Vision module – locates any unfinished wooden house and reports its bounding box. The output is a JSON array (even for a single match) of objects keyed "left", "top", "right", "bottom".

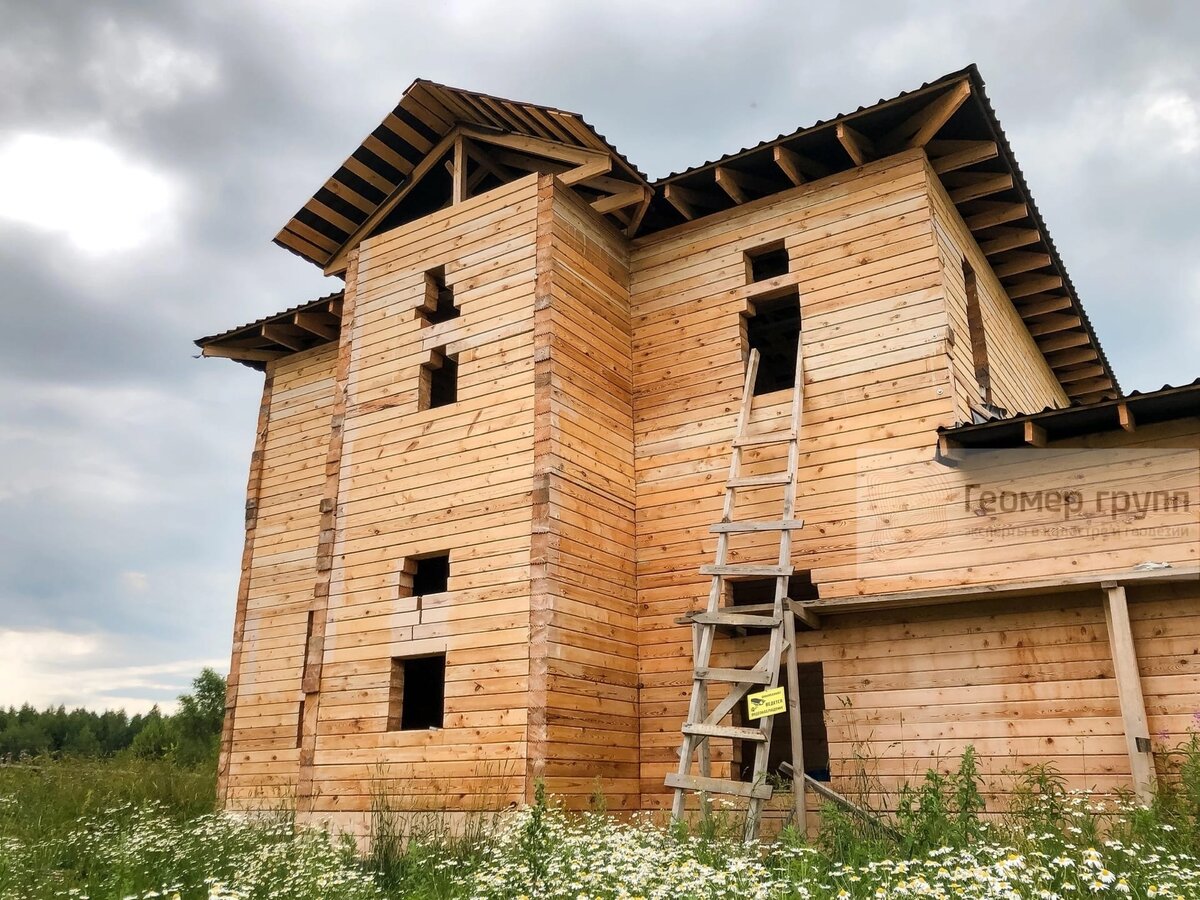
[{"left": 198, "top": 65, "right": 1199, "bottom": 833}]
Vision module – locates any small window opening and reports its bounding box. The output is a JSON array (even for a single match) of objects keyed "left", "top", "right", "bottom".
[
  {"left": 420, "top": 266, "right": 459, "bottom": 325},
  {"left": 296, "top": 698, "right": 305, "bottom": 749},
  {"left": 744, "top": 290, "right": 801, "bottom": 395},
  {"left": 419, "top": 347, "right": 458, "bottom": 409},
  {"left": 962, "top": 259, "right": 992, "bottom": 405},
  {"left": 412, "top": 553, "right": 450, "bottom": 595},
  {"left": 728, "top": 572, "right": 820, "bottom": 606},
  {"left": 387, "top": 654, "right": 446, "bottom": 731},
  {"left": 735, "top": 661, "right": 829, "bottom": 782},
  {"left": 746, "top": 241, "right": 790, "bottom": 283}
]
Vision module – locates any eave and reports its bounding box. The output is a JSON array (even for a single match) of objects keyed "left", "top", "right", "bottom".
[
  {"left": 633, "top": 65, "right": 1120, "bottom": 404},
  {"left": 195, "top": 291, "right": 344, "bottom": 370}
]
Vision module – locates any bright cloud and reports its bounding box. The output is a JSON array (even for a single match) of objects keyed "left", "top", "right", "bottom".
[
  {"left": 0, "top": 133, "right": 179, "bottom": 255},
  {"left": 0, "top": 629, "right": 223, "bottom": 714},
  {"left": 1144, "top": 90, "right": 1200, "bottom": 155}
]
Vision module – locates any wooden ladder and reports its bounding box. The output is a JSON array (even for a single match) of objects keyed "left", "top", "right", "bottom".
[{"left": 666, "top": 346, "right": 808, "bottom": 843}]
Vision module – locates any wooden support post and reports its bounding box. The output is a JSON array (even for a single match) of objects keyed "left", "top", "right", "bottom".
[
  {"left": 783, "top": 609, "right": 806, "bottom": 830},
  {"left": 1101, "top": 583, "right": 1156, "bottom": 803},
  {"left": 452, "top": 134, "right": 467, "bottom": 204}
]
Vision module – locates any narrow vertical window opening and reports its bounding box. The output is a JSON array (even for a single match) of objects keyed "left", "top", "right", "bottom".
[
  {"left": 420, "top": 266, "right": 459, "bottom": 325},
  {"left": 296, "top": 698, "right": 305, "bottom": 749},
  {"left": 419, "top": 347, "right": 458, "bottom": 410},
  {"left": 963, "top": 259, "right": 991, "bottom": 405}
]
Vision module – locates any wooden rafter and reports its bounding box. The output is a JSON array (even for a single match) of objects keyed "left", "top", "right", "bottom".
[
  {"left": 664, "top": 184, "right": 722, "bottom": 221},
  {"left": 592, "top": 186, "right": 649, "bottom": 215},
  {"left": 944, "top": 172, "right": 1014, "bottom": 203},
  {"left": 1016, "top": 294, "right": 1073, "bottom": 317},
  {"left": 992, "top": 251, "right": 1052, "bottom": 278},
  {"left": 1026, "top": 313, "right": 1082, "bottom": 337},
  {"left": 261, "top": 323, "right": 308, "bottom": 352},
  {"left": 1046, "top": 346, "right": 1099, "bottom": 367},
  {"left": 836, "top": 122, "right": 874, "bottom": 166},
  {"left": 714, "top": 166, "right": 778, "bottom": 204},
  {"left": 1037, "top": 330, "right": 1091, "bottom": 353},
  {"left": 978, "top": 227, "right": 1040, "bottom": 255},
  {"left": 772, "top": 146, "right": 806, "bottom": 186},
  {"left": 325, "top": 129, "right": 459, "bottom": 274},
  {"left": 1007, "top": 274, "right": 1064, "bottom": 298},
  {"left": 964, "top": 202, "right": 1028, "bottom": 231},
  {"left": 928, "top": 140, "right": 999, "bottom": 173},
  {"left": 293, "top": 311, "right": 338, "bottom": 340},
  {"left": 1059, "top": 364, "right": 1106, "bottom": 384},
  {"left": 882, "top": 80, "right": 971, "bottom": 151}
]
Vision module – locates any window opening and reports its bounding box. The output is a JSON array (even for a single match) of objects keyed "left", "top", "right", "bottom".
[
  {"left": 386, "top": 654, "right": 447, "bottom": 731},
  {"left": 744, "top": 291, "right": 800, "bottom": 395},
  {"left": 419, "top": 347, "right": 458, "bottom": 409}
]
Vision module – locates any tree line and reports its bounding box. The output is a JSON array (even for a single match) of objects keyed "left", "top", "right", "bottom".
[{"left": 0, "top": 668, "right": 226, "bottom": 766}]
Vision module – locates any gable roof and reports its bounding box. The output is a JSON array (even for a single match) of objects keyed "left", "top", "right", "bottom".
[
  {"left": 274, "top": 78, "right": 647, "bottom": 269},
  {"left": 243, "top": 68, "right": 1123, "bottom": 403}
]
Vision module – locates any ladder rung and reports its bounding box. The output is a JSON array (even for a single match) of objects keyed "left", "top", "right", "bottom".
[
  {"left": 695, "top": 666, "right": 773, "bottom": 684},
  {"left": 665, "top": 773, "right": 773, "bottom": 800},
  {"left": 732, "top": 431, "right": 797, "bottom": 447},
  {"left": 683, "top": 723, "right": 767, "bottom": 742},
  {"left": 710, "top": 519, "right": 804, "bottom": 534},
  {"left": 701, "top": 564, "right": 794, "bottom": 577},
  {"left": 693, "top": 611, "right": 781, "bottom": 628},
  {"left": 727, "top": 473, "right": 792, "bottom": 488}
]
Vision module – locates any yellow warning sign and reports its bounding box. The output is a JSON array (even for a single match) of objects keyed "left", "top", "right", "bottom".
[{"left": 746, "top": 686, "right": 786, "bottom": 720}]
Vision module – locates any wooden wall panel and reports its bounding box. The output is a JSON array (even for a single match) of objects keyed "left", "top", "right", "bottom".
[
  {"left": 299, "top": 177, "right": 541, "bottom": 831},
  {"left": 224, "top": 344, "right": 337, "bottom": 809},
  {"left": 629, "top": 151, "right": 956, "bottom": 808},
  {"left": 928, "top": 163, "right": 1068, "bottom": 420},
  {"left": 535, "top": 182, "right": 640, "bottom": 809}
]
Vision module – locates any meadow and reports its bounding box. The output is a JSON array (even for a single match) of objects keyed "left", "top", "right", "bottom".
[{"left": 3, "top": 740, "right": 1200, "bottom": 900}]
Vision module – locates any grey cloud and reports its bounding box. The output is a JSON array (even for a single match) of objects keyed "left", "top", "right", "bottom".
[{"left": 0, "top": 0, "right": 1196, "bottom": 709}]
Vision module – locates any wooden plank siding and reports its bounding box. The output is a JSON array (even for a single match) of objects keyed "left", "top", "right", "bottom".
[
  {"left": 300, "top": 177, "right": 542, "bottom": 832},
  {"left": 223, "top": 344, "right": 338, "bottom": 810},
  {"left": 533, "top": 181, "right": 640, "bottom": 809},
  {"left": 928, "top": 162, "right": 1067, "bottom": 420},
  {"left": 220, "top": 143, "right": 1199, "bottom": 827}
]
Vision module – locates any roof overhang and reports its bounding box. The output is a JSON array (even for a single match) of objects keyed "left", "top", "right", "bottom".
[
  {"left": 634, "top": 65, "right": 1118, "bottom": 404},
  {"left": 195, "top": 291, "right": 344, "bottom": 370},
  {"left": 938, "top": 379, "right": 1200, "bottom": 450},
  {"left": 274, "top": 79, "right": 649, "bottom": 273}
]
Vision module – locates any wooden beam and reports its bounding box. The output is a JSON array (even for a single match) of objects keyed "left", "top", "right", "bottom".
[
  {"left": 591, "top": 186, "right": 648, "bottom": 215},
  {"left": 715, "top": 167, "right": 747, "bottom": 204},
  {"left": 979, "top": 227, "right": 1041, "bottom": 255},
  {"left": 324, "top": 128, "right": 459, "bottom": 275},
  {"left": 261, "top": 323, "right": 308, "bottom": 352},
  {"left": 558, "top": 155, "right": 613, "bottom": 186},
  {"left": 1036, "top": 330, "right": 1091, "bottom": 353},
  {"left": 1067, "top": 375, "right": 1117, "bottom": 395},
  {"left": 773, "top": 146, "right": 806, "bottom": 186},
  {"left": 945, "top": 172, "right": 1014, "bottom": 204},
  {"left": 293, "top": 311, "right": 338, "bottom": 341},
  {"left": 1101, "top": 583, "right": 1156, "bottom": 803},
  {"left": 1045, "top": 346, "right": 1099, "bottom": 367},
  {"left": 836, "top": 122, "right": 874, "bottom": 166},
  {"left": 1118, "top": 402, "right": 1136, "bottom": 432},
  {"left": 1007, "top": 274, "right": 1063, "bottom": 298},
  {"left": 1023, "top": 421, "right": 1047, "bottom": 447},
  {"left": 451, "top": 134, "right": 467, "bottom": 204},
  {"left": 1027, "top": 313, "right": 1082, "bottom": 337},
  {"left": 625, "top": 190, "right": 652, "bottom": 237},
  {"left": 992, "top": 252, "right": 1052, "bottom": 278},
  {"left": 928, "top": 140, "right": 999, "bottom": 173},
  {"left": 1057, "top": 364, "right": 1106, "bottom": 384},
  {"left": 664, "top": 184, "right": 723, "bottom": 221},
  {"left": 460, "top": 126, "right": 600, "bottom": 166},
  {"left": 1016, "top": 293, "right": 1073, "bottom": 317},
  {"left": 884, "top": 80, "right": 971, "bottom": 150},
  {"left": 965, "top": 202, "right": 1028, "bottom": 231},
  {"left": 201, "top": 345, "right": 287, "bottom": 362}
]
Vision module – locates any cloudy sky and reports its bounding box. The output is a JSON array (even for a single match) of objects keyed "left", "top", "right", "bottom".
[{"left": 1, "top": 1, "right": 1197, "bottom": 713}]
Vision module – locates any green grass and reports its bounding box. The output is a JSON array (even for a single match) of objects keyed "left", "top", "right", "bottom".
[{"left": 3, "top": 743, "right": 1200, "bottom": 899}]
